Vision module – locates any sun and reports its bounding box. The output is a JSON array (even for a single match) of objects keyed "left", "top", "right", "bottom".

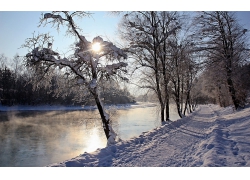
[{"left": 92, "top": 42, "right": 101, "bottom": 52}]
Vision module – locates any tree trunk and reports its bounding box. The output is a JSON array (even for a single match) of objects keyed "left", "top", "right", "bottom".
[
  {"left": 92, "top": 91, "right": 110, "bottom": 139},
  {"left": 217, "top": 85, "right": 223, "bottom": 107},
  {"left": 176, "top": 102, "right": 183, "bottom": 118},
  {"left": 160, "top": 105, "right": 165, "bottom": 122},
  {"left": 151, "top": 11, "right": 165, "bottom": 122},
  {"left": 188, "top": 97, "right": 193, "bottom": 113},
  {"left": 165, "top": 95, "right": 170, "bottom": 121},
  {"left": 177, "top": 79, "right": 183, "bottom": 118},
  {"left": 163, "top": 68, "right": 170, "bottom": 121},
  {"left": 183, "top": 96, "right": 188, "bottom": 116},
  {"left": 175, "top": 95, "right": 183, "bottom": 118},
  {"left": 226, "top": 68, "right": 239, "bottom": 109}
]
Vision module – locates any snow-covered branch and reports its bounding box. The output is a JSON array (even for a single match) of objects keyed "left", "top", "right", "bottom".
[{"left": 24, "top": 19, "right": 128, "bottom": 144}]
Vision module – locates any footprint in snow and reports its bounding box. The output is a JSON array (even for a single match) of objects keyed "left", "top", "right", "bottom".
[{"left": 206, "top": 144, "right": 214, "bottom": 149}]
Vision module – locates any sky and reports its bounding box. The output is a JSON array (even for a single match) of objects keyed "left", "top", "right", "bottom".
[
  {"left": 1, "top": 9, "right": 250, "bottom": 60},
  {"left": 1, "top": 0, "right": 250, "bottom": 60},
  {"left": 0, "top": 11, "right": 122, "bottom": 59}
]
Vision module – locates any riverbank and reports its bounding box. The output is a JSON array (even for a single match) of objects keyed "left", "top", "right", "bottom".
[
  {"left": 0, "top": 102, "right": 157, "bottom": 112},
  {"left": 1, "top": 104, "right": 168, "bottom": 167},
  {"left": 48, "top": 104, "right": 250, "bottom": 167}
]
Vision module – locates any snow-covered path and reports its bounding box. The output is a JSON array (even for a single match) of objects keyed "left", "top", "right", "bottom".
[{"left": 49, "top": 104, "right": 250, "bottom": 167}]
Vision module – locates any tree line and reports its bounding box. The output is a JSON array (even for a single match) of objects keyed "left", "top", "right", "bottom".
[
  {"left": 0, "top": 54, "right": 135, "bottom": 106},
  {"left": 118, "top": 11, "right": 250, "bottom": 121}
]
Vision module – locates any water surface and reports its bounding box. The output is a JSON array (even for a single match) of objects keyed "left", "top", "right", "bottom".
[{"left": 0, "top": 105, "right": 179, "bottom": 166}]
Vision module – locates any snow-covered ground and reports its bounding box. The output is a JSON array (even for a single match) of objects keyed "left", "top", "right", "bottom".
[{"left": 48, "top": 104, "right": 250, "bottom": 167}]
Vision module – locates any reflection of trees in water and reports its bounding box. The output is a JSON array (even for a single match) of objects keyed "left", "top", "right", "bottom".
[{"left": 154, "top": 104, "right": 179, "bottom": 127}]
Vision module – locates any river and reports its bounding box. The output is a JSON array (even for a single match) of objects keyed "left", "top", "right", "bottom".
[{"left": 0, "top": 103, "right": 179, "bottom": 167}]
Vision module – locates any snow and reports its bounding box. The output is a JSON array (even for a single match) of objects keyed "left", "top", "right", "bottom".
[
  {"left": 107, "top": 125, "right": 118, "bottom": 146},
  {"left": 103, "top": 62, "right": 128, "bottom": 75},
  {"left": 92, "top": 36, "right": 103, "bottom": 44},
  {"left": 47, "top": 104, "right": 250, "bottom": 167},
  {"left": 79, "top": 36, "right": 91, "bottom": 44}
]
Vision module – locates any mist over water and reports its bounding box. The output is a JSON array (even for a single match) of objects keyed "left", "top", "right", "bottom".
[{"left": 0, "top": 106, "right": 179, "bottom": 167}]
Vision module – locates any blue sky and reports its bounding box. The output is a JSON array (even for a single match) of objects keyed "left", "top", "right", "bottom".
[
  {"left": 0, "top": 11, "right": 250, "bottom": 60},
  {"left": 0, "top": 11, "right": 122, "bottom": 59}
]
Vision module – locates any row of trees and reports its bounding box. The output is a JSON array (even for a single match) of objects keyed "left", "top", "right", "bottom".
[
  {"left": 119, "top": 12, "right": 200, "bottom": 121},
  {"left": 118, "top": 11, "right": 249, "bottom": 121},
  {"left": 191, "top": 12, "right": 250, "bottom": 109},
  {"left": 0, "top": 54, "right": 135, "bottom": 106},
  {"left": 191, "top": 62, "right": 250, "bottom": 107}
]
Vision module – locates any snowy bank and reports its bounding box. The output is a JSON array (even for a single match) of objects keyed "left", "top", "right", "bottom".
[{"left": 48, "top": 104, "right": 250, "bottom": 167}]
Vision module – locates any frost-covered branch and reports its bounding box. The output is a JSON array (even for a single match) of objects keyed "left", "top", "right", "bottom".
[{"left": 23, "top": 11, "right": 128, "bottom": 144}]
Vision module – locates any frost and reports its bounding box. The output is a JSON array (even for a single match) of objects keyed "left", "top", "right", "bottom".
[
  {"left": 104, "top": 62, "right": 128, "bottom": 75},
  {"left": 80, "top": 36, "right": 91, "bottom": 44},
  {"left": 78, "top": 52, "right": 91, "bottom": 63},
  {"left": 78, "top": 36, "right": 91, "bottom": 48},
  {"left": 109, "top": 45, "right": 127, "bottom": 59},
  {"left": 99, "top": 62, "right": 127, "bottom": 76},
  {"left": 107, "top": 125, "right": 117, "bottom": 146}
]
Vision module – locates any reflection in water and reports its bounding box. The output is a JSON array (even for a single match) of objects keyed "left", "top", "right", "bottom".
[
  {"left": 0, "top": 106, "right": 179, "bottom": 167},
  {"left": 85, "top": 127, "right": 105, "bottom": 152}
]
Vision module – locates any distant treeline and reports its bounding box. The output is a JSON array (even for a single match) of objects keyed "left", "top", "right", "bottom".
[
  {"left": 0, "top": 54, "right": 135, "bottom": 106},
  {"left": 192, "top": 63, "right": 250, "bottom": 107}
]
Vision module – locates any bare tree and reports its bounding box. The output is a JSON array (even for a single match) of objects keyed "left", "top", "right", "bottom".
[
  {"left": 119, "top": 11, "right": 181, "bottom": 122},
  {"left": 22, "top": 11, "right": 128, "bottom": 145},
  {"left": 193, "top": 11, "right": 249, "bottom": 109}
]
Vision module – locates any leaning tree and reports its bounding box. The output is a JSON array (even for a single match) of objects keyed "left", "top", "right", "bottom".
[{"left": 22, "top": 11, "right": 128, "bottom": 145}]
